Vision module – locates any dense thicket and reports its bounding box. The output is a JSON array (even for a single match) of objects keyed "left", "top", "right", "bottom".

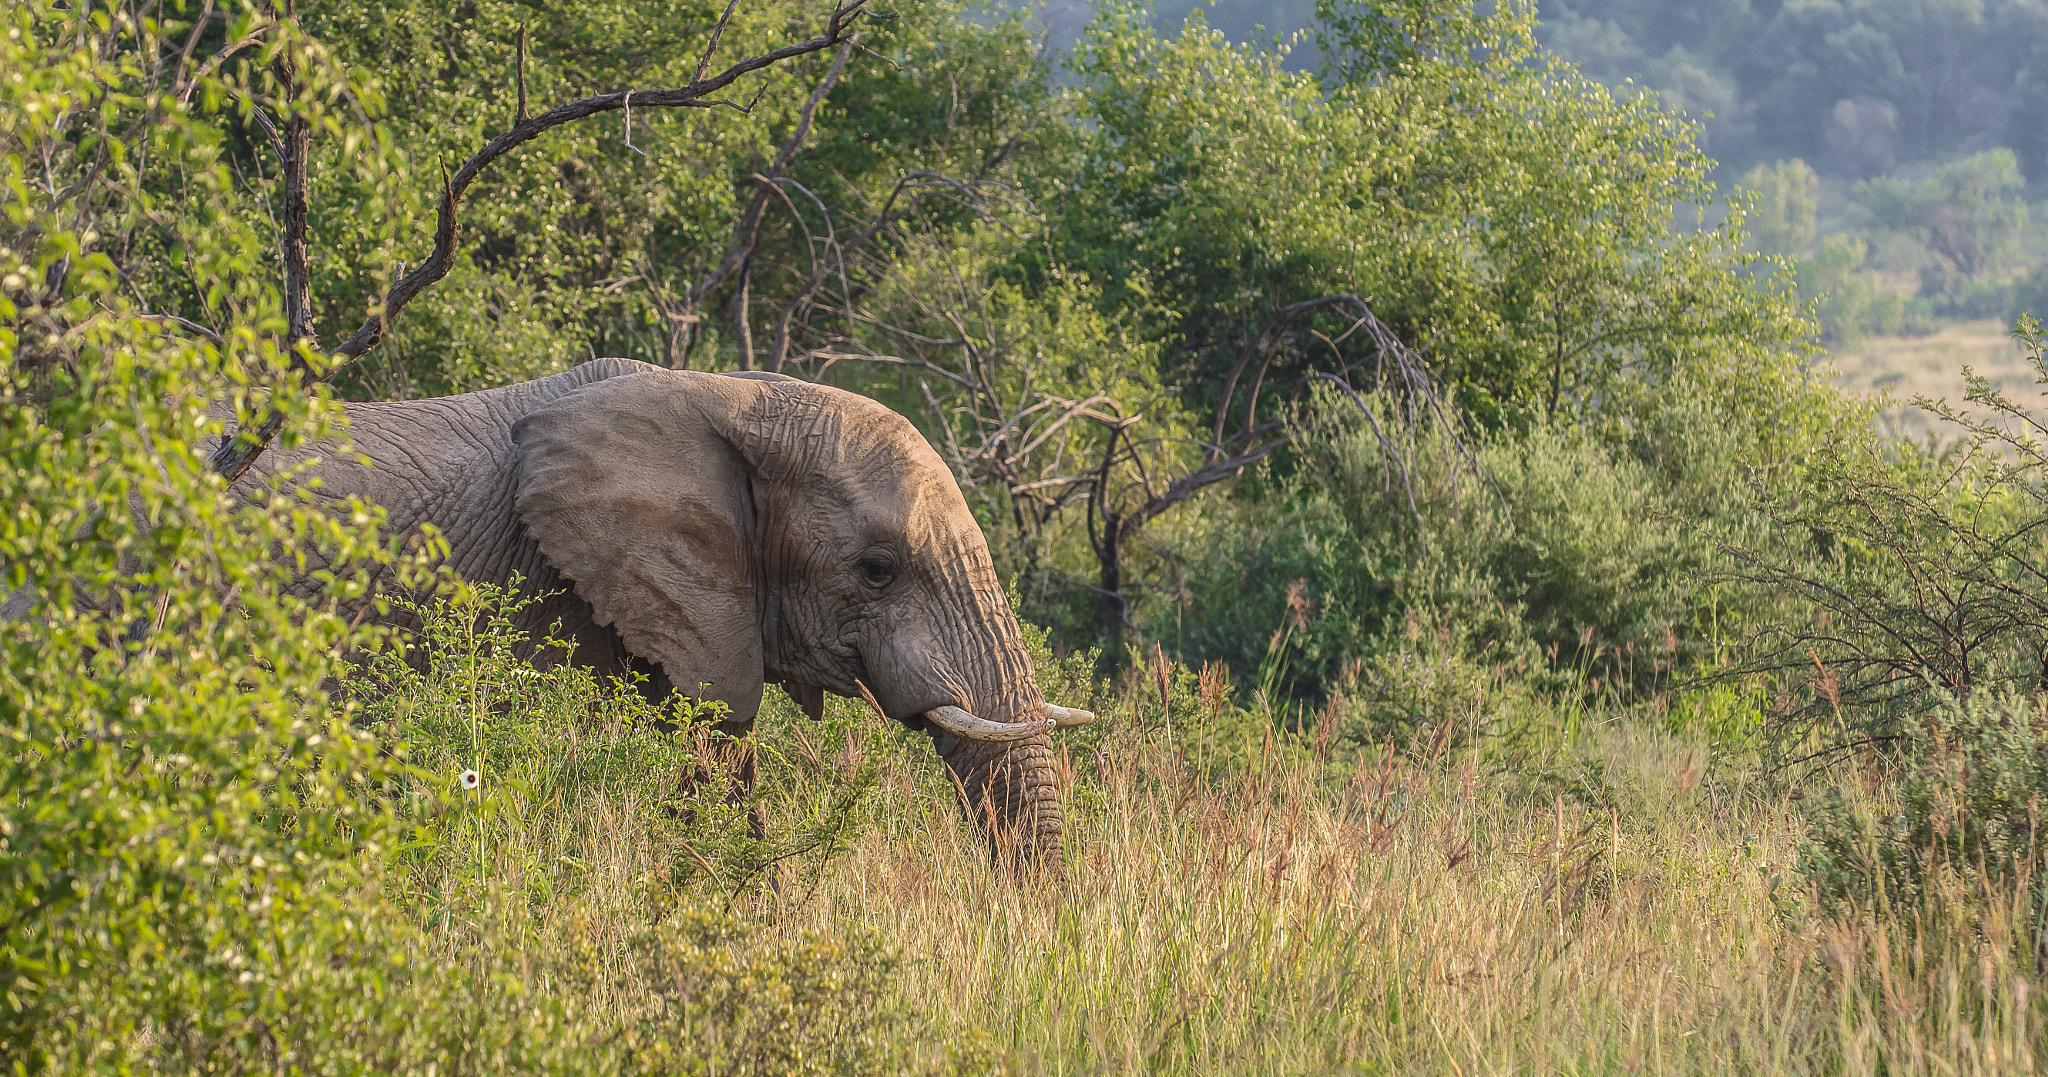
[{"left": 2, "top": 0, "right": 1833, "bottom": 719}]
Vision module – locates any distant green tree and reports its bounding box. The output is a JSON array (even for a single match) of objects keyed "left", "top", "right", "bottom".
[
  {"left": 1540, "top": 0, "right": 2048, "bottom": 179},
  {"left": 1858, "top": 149, "right": 2030, "bottom": 296},
  {"left": 1741, "top": 159, "right": 1820, "bottom": 258},
  {"left": 2007, "top": 44, "right": 2048, "bottom": 185},
  {"left": 2011, "top": 262, "right": 2048, "bottom": 325},
  {"left": 1025, "top": 0, "right": 2048, "bottom": 184},
  {"left": 1798, "top": 234, "right": 1912, "bottom": 342}
]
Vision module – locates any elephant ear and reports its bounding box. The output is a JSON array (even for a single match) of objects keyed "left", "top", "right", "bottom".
[{"left": 511, "top": 371, "right": 765, "bottom": 722}]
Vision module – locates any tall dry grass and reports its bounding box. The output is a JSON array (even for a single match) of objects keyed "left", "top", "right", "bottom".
[
  {"left": 760, "top": 718, "right": 1780, "bottom": 1073},
  {"left": 375, "top": 597, "right": 2048, "bottom": 1074},
  {"left": 746, "top": 702, "right": 2042, "bottom": 1074}
]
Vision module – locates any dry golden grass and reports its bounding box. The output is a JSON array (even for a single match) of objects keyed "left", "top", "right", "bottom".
[
  {"left": 409, "top": 679, "right": 2048, "bottom": 1075},
  {"left": 755, "top": 714, "right": 2045, "bottom": 1074},
  {"left": 1828, "top": 320, "right": 2036, "bottom": 442}
]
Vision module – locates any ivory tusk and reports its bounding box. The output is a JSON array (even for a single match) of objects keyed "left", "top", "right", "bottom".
[
  {"left": 1044, "top": 704, "right": 1095, "bottom": 728},
  {"left": 924, "top": 704, "right": 1052, "bottom": 742}
]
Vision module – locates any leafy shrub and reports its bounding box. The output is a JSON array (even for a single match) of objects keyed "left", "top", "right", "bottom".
[
  {"left": 353, "top": 582, "right": 722, "bottom": 906},
  {"left": 0, "top": 8, "right": 931, "bottom": 1067},
  {"left": 354, "top": 579, "right": 905, "bottom": 914},
  {"left": 541, "top": 900, "right": 920, "bottom": 1077},
  {"left": 1167, "top": 388, "right": 1719, "bottom": 728},
  {"left": 1320, "top": 611, "right": 1529, "bottom": 751},
  {"left": 1801, "top": 690, "right": 2048, "bottom": 926},
  {"left": 0, "top": 225, "right": 410, "bottom": 1071}
]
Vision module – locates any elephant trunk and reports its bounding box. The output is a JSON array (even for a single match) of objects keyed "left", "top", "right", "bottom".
[
  {"left": 930, "top": 719, "right": 1065, "bottom": 868},
  {"left": 917, "top": 554, "right": 1075, "bottom": 869}
]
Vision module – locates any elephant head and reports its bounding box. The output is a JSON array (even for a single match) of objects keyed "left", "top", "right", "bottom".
[{"left": 508, "top": 369, "right": 1089, "bottom": 864}]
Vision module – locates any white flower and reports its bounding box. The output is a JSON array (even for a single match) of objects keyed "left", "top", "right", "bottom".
[{"left": 459, "top": 769, "right": 481, "bottom": 791}]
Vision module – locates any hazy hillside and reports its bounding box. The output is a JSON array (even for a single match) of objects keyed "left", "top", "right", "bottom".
[
  {"left": 1541, "top": 0, "right": 2048, "bottom": 182},
  {"left": 1017, "top": 0, "right": 2048, "bottom": 397},
  {"left": 1042, "top": 0, "right": 2048, "bottom": 187}
]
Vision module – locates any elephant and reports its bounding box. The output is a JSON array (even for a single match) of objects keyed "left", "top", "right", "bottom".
[{"left": 230, "top": 357, "right": 1092, "bottom": 865}]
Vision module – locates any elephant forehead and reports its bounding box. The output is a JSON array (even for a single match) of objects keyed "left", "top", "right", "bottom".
[
  {"left": 751, "top": 385, "right": 970, "bottom": 535},
  {"left": 845, "top": 448, "right": 967, "bottom": 531}
]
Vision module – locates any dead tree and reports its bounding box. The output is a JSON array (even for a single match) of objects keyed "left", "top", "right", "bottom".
[{"left": 1071, "top": 296, "right": 1480, "bottom": 651}]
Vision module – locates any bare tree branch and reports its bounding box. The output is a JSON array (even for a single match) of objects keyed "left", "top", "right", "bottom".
[
  {"left": 685, "top": 35, "right": 858, "bottom": 316},
  {"left": 767, "top": 172, "right": 993, "bottom": 372},
  {"left": 274, "top": 49, "right": 313, "bottom": 351},
  {"left": 514, "top": 23, "right": 529, "bottom": 124},
  {"left": 172, "top": 0, "right": 219, "bottom": 100},
  {"left": 131, "top": 312, "right": 224, "bottom": 344},
  {"left": 179, "top": 24, "right": 269, "bottom": 106},
  {"left": 1121, "top": 438, "right": 1292, "bottom": 536},
  {"left": 343, "top": 9, "right": 866, "bottom": 363},
  {"left": 210, "top": 1, "right": 871, "bottom": 482},
  {"left": 693, "top": 0, "right": 744, "bottom": 86}
]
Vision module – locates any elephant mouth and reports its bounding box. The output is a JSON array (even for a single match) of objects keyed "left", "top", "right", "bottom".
[{"left": 921, "top": 702, "right": 1094, "bottom": 742}]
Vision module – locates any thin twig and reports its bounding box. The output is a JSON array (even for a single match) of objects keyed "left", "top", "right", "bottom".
[
  {"left": 685, "top": 35, "right": 858, "bottom": 312},
  {"left": 514, "top": 24, "right": 528, "bottom": 124}
]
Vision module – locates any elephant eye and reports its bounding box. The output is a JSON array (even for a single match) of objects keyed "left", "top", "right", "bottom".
[{"left": 857, "top": 552, "right": 897, "bottom": 589}]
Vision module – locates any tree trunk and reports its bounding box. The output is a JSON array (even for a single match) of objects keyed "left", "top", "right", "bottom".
[{"left": 1099, "top": 519, "right": 1127, "bottom": 655}]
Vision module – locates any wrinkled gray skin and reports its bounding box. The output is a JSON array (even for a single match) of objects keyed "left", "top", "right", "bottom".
[{"left": 237, "top": 359, "right": 1066, "bottom": 863}]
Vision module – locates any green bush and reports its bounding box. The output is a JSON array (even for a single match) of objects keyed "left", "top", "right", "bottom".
[
  {"left": 1720, "top": 319, "right": 2048, "bottom": 751},
  {"left": 1801, "top": 690, "right": 2048, "bottom": 926},
  {"left": 0, "top": 273, "right": 412, "bottom": 1068},
  {"left": 339, "top": 584, "right": 931, "bottom": 1077},
  {"left": 1168, "top": 389, "right": 1716, "bottom": 724},
  {"left": 353, "top": 582, "right": 721, "bottom": 906},
  {"left": 355, "top": 578, "right": 907, "bottom": 908},
  {"left": 0, "top": 42, "right": 409, "bottom": 1064},
  {"left": 1159, "top": 359, "right": 1869, "bottom": 753},
  {"left": 530, "top": 903, "right": 922, "bottom": 1077},
  {"left": 0, "top": 6, "right": 441, "bottom": 1060}
]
